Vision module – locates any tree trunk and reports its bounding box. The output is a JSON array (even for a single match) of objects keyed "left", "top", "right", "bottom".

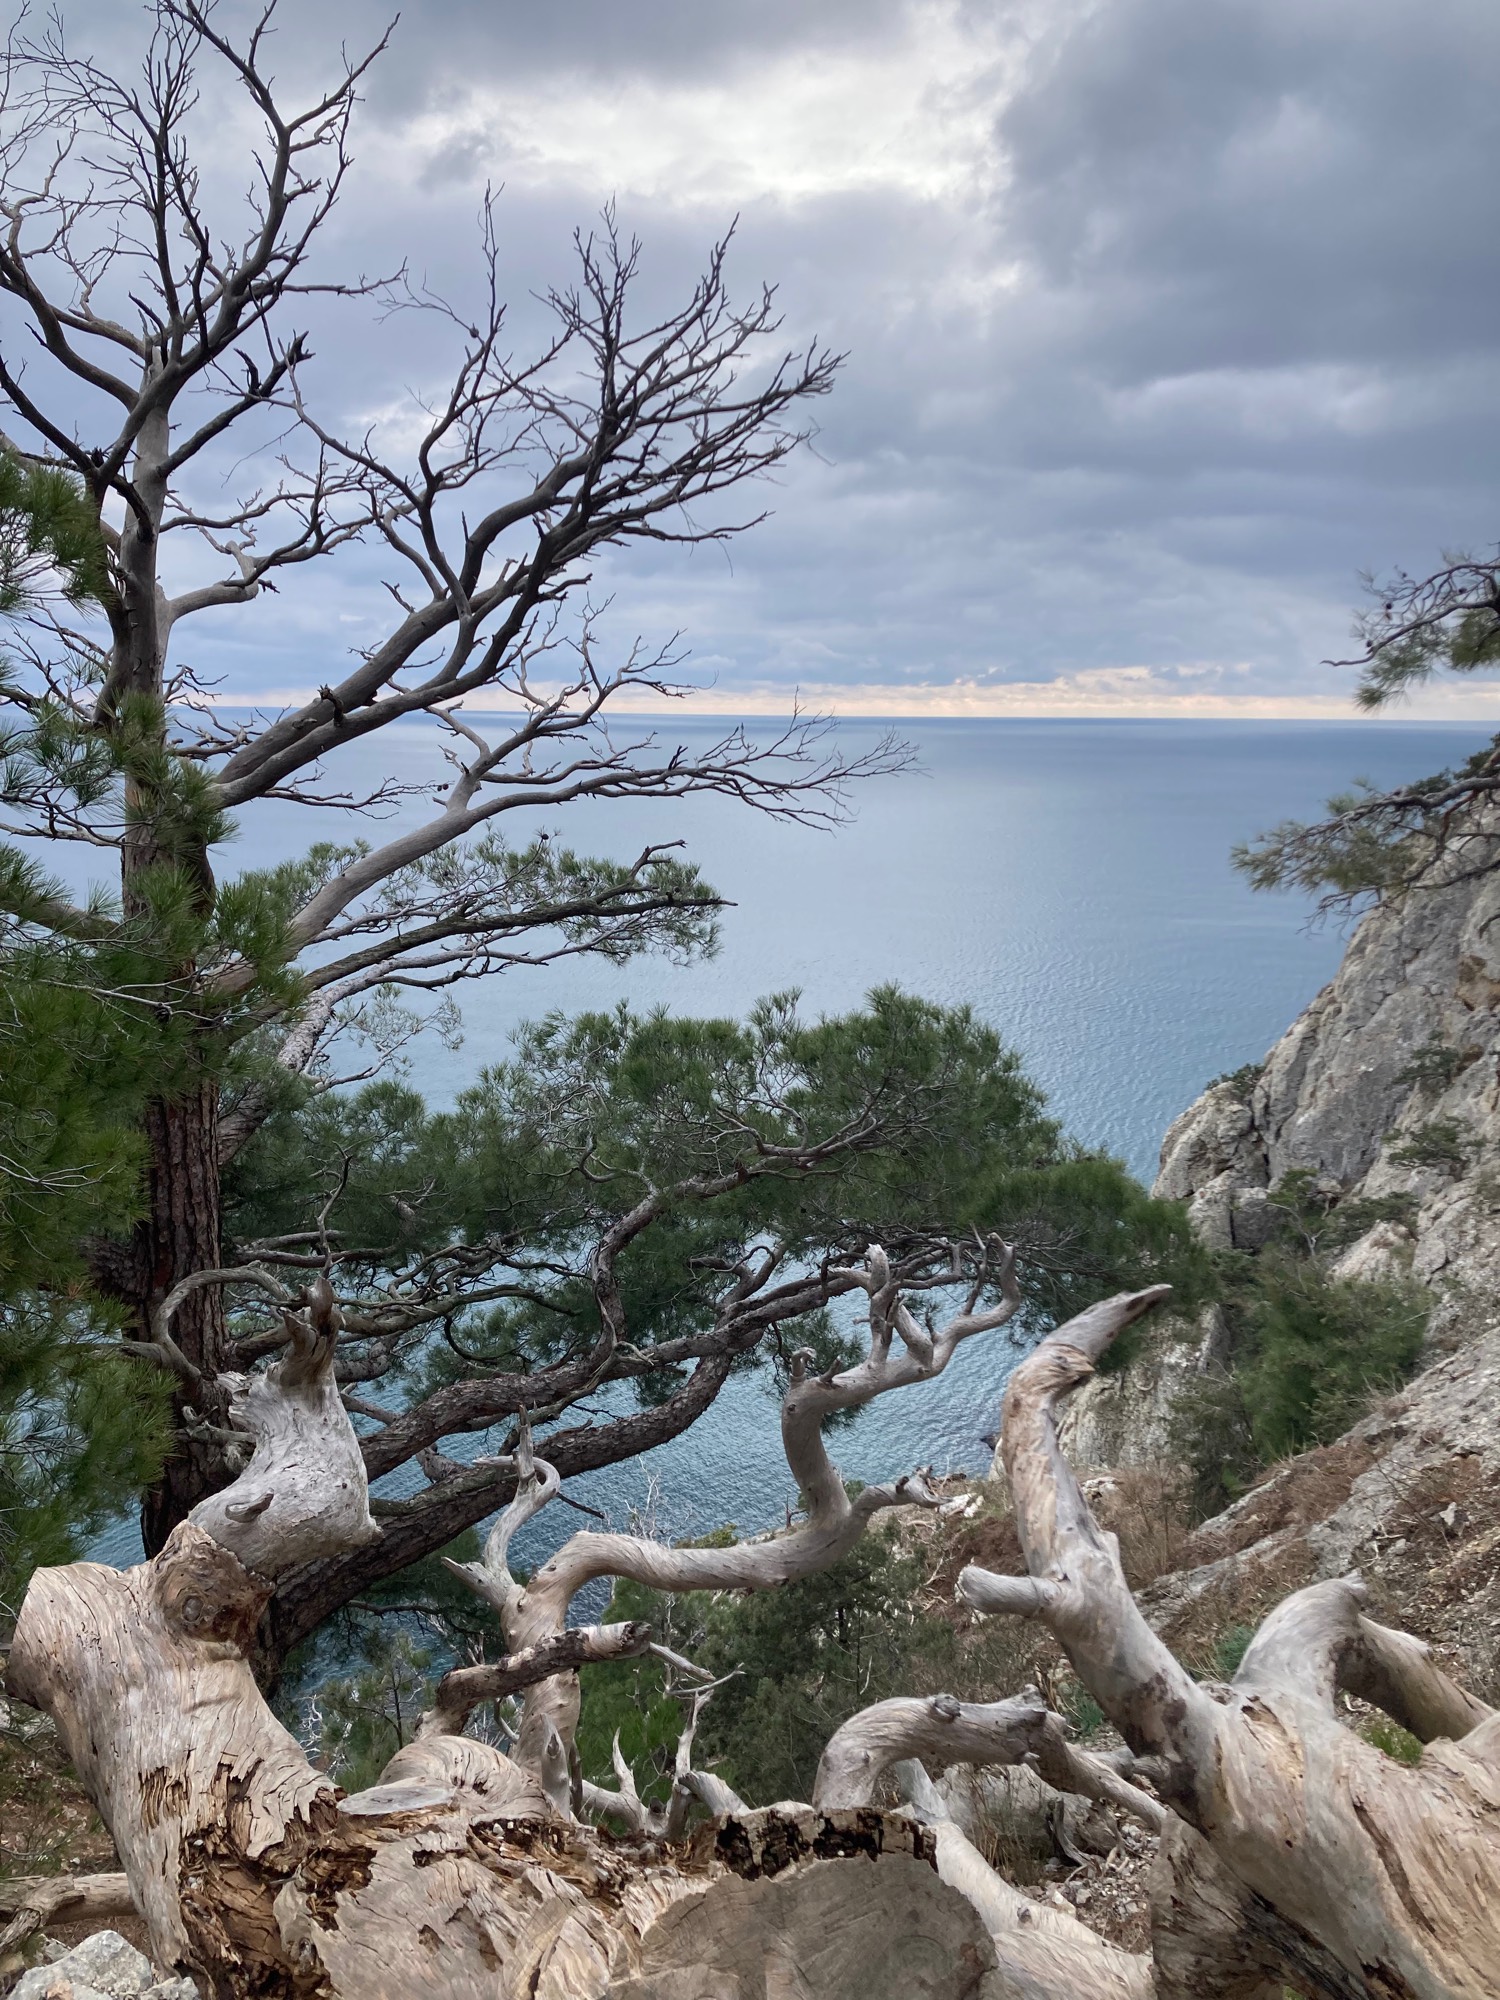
[
  {"left": 961, "top": 1286, "right": 1500, "bottom": 2000},
  {"left": 106, "top": 393, "right": 232, "bottom": 1550},
  {"left": 138, "top": 1074, "right": 231, "bottom": 1552},
  {"left": 13, "top": 1270, "right": 1500, "bottom": 1998},
  {"left": 3, "top": 1534, "right": 1005, "bottom": 1998}
]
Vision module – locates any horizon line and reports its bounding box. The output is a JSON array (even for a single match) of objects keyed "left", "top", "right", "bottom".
[{"left": 184, "top": 692, "right": 1500, "bottom": 726}]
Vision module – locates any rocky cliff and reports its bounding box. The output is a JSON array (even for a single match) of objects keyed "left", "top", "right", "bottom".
[
  {"left": 1157, "top": 826, "right": 1500, "bottom": 1331},
  {"left": 1062, "top": 825, "right": 1500, "bottom": 1467},
  {"left": 1054, "top": 826, "right": 1500, "bottom": 1689}
]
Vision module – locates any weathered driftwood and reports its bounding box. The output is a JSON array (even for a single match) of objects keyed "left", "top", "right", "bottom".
[
  {"left": 10, "top": 1262, "right": 1498, "bottom": 1997},
  {"left": 581, "top": 1686, "right": 750, "bottom": 1841},
  {"left": 888, "top": 1758, "right": 1154, "bottom": 2000},
  {"left": 814, "top": 1688, "right": 1165, "bottom": 1831},
  {"left": 0, "top": 1872, "right": 138, "bottom": 1973},
  {"left": 960, "top": 1286, "right": 1500, "bottom": 2000},
  {"left": 3, "top": 1254, "right": 1029, "bottom": 1997}
]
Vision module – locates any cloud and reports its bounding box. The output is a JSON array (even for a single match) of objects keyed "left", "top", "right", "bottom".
[
  {"left": 384, "top": 7, "right": 1019, "bottom": 209},
  {"left": 8, "top": 0, "right": 1499, "bottom": 722}
]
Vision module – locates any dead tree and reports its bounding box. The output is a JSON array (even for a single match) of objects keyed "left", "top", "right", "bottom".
[
  {"left": 0, "top": 0, "right": 902, "bottom": 1546},
  {"left": 427, "top": 1242, "right": 1023, "bottom": 1791},
  {"left": 959, "top": 1287, "right": 1500, "bottom": 1999},
  {"left": 14, "top": 1261, "right": 1492, "bottom": 1995},
  {"left": 229, "top": 1187, "right": 1020, "bottom": 1669},
  {"left": 4, "top": 1249, "right": 1035, "bottom": 1997}
]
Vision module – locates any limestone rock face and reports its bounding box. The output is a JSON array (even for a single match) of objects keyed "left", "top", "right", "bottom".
[
  {"left": 1139, "top": 1320, "right": 1500, "bottom": 1686},
  {"left": 1058, "top": 1308, "right": 1228, "bottom": 1470},
  {"left": 1153, "top": 830, "right": 1500, "bottom": 1348},
  {"left": 13, "top": 1933, "right": 195, "bottom": 2000},
  {"left": 1055, "top": 830, "right": 1500, "bottom": 1479}
]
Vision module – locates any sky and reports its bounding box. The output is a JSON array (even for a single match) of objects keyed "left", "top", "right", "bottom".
[{"left": 16, "top": 0, "right": 1500, "bottom": 718}]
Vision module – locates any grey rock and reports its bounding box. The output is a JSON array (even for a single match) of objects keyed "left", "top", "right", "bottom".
[
  {"left": 1328, "top": 1219, "right": 1416, "bottom": 1284},
  {"left": 10, "top": 1979, "right": 114, "bottom": 2000},
  {"left": 12, "top": 1932, "right": 178, "bottom": 2000},
  {"left": 1152, "top": 825, "right": 1500, "bottom": 1350},
  {"left": 1227, "top": 1186, "right": 1280, "bottom": 1254},
  {"left": 1157, "top": 1086, "right": 1267, "bottom": 1203},
  {"left": 1069, "top": 824, "right": 1500, "bottom": 1545},
  {"left": 1055, "top": 1306, "right": 1228, "bottom": 1471}
]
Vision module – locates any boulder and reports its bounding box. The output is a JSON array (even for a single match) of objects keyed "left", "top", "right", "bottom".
[{"left": 13, "top": 1933, "right": 196, "bottom": 2000}]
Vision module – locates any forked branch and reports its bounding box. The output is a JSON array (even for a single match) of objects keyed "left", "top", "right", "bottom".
[
  {"left": 441, "top": 1244, "right": 1022, "bottom": 1787},
  {"left": 814, "top": 1689, "right": 1165, "bottom": 1830}
]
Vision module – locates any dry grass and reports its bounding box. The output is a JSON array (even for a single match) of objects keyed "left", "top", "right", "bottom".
[
  {"left": 1184, "top": 1435, "right": 1379, "bottom": 1566},
  {"left": 0, "top": 1702, "right": 115, "bottom": 1884}
]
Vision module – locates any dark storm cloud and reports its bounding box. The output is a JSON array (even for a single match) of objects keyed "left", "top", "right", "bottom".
[
  {"left": 354, "top": 0, "right": 914, "bottom": 98},
  {"left": 11, "top": 0, "right": 1500, "bottom": 712}
]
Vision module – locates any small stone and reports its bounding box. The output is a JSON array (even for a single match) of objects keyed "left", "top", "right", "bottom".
[
  {"left": 13, "top": 1932, "right": 159, "bottom": 2000},
  {"left": 11, "top": 1973, "right": 114, "bottom": 2000}
]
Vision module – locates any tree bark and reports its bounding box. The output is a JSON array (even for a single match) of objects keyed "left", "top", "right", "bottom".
[
  {"left": 5, "top": 1529, "right": 1010, "bottom": 2000},
  {"left": 138, "top": 1073, "right": 231, "bottom": 1552},
  {"left": 813, "top": 1690, "right": 1164, "bottom": 1832},
  {"left": 962, "top": 1286, "right": 1500, "bottom": 2000},
  {"left": 13, "top": 1268, "right": 1500, "bottom": 1999},
  {"left": 0, "top": 1873, "right": 137, "bottom": 1978},
  {"left": 2, "top": 1258, "right": 1025, "bottom": 1998},
  {"left": 264, "top": 1350, "right": 741, "bottom": 1666}
]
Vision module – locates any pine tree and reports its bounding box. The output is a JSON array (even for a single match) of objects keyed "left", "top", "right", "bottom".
[{"left": 0, "top": 457, "right": 170, "bottom": 1621}]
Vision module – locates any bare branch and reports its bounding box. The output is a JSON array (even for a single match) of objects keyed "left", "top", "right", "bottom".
[{"left": 814, "top": 1689, "right": 1164, "bottom": 1831}]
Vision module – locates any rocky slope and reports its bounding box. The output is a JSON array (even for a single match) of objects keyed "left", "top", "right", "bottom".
[
  {"left": 1062, "top": 826, "right": 1500, "bottom": 1472},
  {"left": 1058, "top": 824, "right": 1500, "bottom": 1696},
  {"left": 1157, "top": 825, "right": 1500, "bottom": 1333},
  {"left": 1141, "top": 1321, "right": 1500, "bottom": 1697}
]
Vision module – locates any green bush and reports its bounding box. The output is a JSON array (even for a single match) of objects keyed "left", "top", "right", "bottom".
[
  {"left": 578, "top": 1532, "right": 1031, "bottom": 1810},
  {"left": 1386, "top": 1120, "right": 1472, "bottom": 1173},
  {"left": 1361, "top": 1715, "right": 1423, "bottom": 1765},
  {"left": 1207, "top": 1624, "right": 1255, "bottom": 1680},
  {"left": 1207, "top": 1062, "right": 1263, "bottom": 1102},
  {"left": 1238, "top": 1257, "right": 1428, "bottom": 1463},
  {"left": 1264, "top": 1167, "right": 1416, "bottom": 1258},
  {"left": 1052, "top": 1678, "right": 1105, "bottom": 1741},
  {"left": 1396, "top": 1040, "right": 1469, "bottom": 1091},
  {"left": 308, "top": 1629, "right": 437, "bottom": 1793},
  {"left": 1166, "top": 1368, "right": 1263, "bottom": 1522}
]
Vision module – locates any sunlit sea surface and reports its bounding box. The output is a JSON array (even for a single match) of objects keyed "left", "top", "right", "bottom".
[{"left": 86, "top": 719, "right": 1490, "bottom": 1573}]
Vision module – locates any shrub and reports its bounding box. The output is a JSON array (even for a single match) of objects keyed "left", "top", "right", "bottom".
[
  {"left": 579, "top": 1531, "right": 1036, "bottom": 1809},
  {"left": 1238, "top": 1257, "right": 1428, "bottom": 1462},
  {"left": 1052, "top": 1677, "right": 1105, "bottom": 1741},
  {"left": 1396, "top": 1040, "right": 1469, "bottom": 1091},
  {"left": 1386, "top": 1120, "right": 1472, "bottom": 1173},
  {"left": 1362, "top": 1715, "right": 1423, "bottom": 1765},
  {"left": 307, "top": 1630, "right": 437, "bottom": 1792},
  {"left": 1208, "top": 1062, "right": 1263, "bottom": 1102},
  {"left": 1166, "top": 1369, "right": 1263, "bottom": 1523},
  {"left": 1208, "top": 1624, "right": 1255, "bottom": 1680},
  {"left": 1264, "top": 1167, "right": 1416, "bottom": 1258}
]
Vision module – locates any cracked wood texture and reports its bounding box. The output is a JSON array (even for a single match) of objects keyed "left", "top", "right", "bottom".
[
  {"left": 11, "top": 1269, "right": 1500, "bottom": 1997},
  {"left": 0, "top": 1256, "right": 1022, "bottom": 1997},
  {"left": 4, "top": 1529, "right": 1020, "bottom": 1996},
  {"left": 971, "top": 1286, "right": 1500, "bottom": 2000}
]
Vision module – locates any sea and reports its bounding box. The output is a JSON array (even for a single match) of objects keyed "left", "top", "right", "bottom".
[{"left": 84, "top": 717, "right": 1492, "bottom": 1572}]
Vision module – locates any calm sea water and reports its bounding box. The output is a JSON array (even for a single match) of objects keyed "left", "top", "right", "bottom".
[{"left": 87, "top": 718, "right": 1490, "bottom": 1568}]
